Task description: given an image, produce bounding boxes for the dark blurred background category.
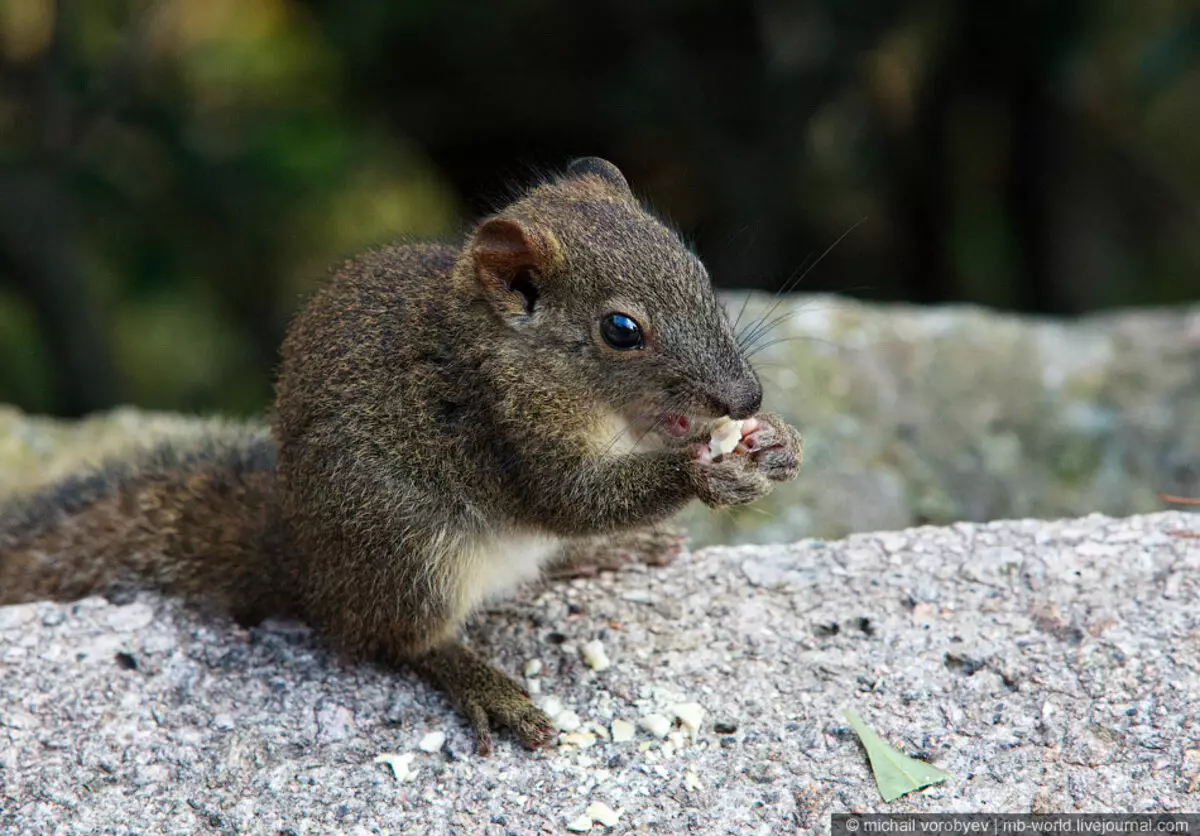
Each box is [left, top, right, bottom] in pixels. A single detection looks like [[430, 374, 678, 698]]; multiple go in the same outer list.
[[1, 0, 1198, 417]]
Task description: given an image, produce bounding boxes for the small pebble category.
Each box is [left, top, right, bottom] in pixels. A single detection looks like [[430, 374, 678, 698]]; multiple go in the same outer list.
[[639, 713, 671, 739], [586, 801, 621, 828], [418, 731, 445, 753], [555, 710, 583, 732], [610, 719, 636, 743], [566, 814, 593, 832], [580, 640, 611, 671], [523, 659, 543, 677], [539, 696, 564, 718]]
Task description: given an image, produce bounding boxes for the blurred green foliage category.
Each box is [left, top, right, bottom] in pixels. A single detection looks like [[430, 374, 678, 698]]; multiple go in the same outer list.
[[0, 0, 1197, 416]]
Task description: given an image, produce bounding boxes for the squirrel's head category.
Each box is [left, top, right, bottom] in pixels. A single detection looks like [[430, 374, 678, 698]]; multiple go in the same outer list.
[[465, 157, 760, 443]]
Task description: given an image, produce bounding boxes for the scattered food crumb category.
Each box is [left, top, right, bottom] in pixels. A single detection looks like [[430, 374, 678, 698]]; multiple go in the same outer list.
[[639, 713, 671, 739], [684, 770, 703, 792], [528, 679, 541, 695], [418, 731, 445, 753], [580, 640, 611, 671], [555, 710, 582, 732], [539, 696, 564, 718], [523, 659, 543, 677], [560, 731, 597, 748], [586, 801, 622, 828], [670, 702, 706, 737], [374, 752, 417, 782], [610, 719, 635, 742], [566, 814, 593, 832]]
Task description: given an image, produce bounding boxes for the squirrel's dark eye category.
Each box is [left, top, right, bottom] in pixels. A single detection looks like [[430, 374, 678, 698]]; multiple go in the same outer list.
[[600, 312, 644, 350]]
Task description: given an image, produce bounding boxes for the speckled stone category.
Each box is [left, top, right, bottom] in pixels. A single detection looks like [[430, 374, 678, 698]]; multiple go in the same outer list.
[[2, 512, 1196, 832]]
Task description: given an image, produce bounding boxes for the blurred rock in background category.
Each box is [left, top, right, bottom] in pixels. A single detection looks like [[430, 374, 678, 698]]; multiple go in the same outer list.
[[4, 297, 1197, 545]]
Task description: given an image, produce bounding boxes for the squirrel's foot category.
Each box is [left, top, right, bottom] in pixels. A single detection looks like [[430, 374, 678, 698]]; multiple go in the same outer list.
[[737, 413, 803, 482], [409, 642, 554, 756], [546, 524, 688, 579]]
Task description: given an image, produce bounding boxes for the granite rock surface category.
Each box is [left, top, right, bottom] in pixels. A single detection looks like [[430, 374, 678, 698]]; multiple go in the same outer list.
[[2, 512, 1197, 833]]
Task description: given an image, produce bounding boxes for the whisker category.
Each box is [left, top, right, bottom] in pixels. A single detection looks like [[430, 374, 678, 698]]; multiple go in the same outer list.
[[736, 219, 866, 353]]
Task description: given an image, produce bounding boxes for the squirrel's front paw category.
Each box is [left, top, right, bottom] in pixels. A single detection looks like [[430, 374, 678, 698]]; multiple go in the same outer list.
[[738, 413, 803, 482], [689, 444, 772, 508]]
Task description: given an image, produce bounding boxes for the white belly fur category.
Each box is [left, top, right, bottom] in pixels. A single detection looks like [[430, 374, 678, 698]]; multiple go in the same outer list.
[[456, 531, 560, 615]]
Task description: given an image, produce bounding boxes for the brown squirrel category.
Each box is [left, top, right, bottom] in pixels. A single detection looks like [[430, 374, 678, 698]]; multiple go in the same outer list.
[[0, 158, 802, 754]]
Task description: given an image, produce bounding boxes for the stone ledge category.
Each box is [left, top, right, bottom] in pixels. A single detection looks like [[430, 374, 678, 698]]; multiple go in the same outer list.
[[2, 512, 1196, 833]]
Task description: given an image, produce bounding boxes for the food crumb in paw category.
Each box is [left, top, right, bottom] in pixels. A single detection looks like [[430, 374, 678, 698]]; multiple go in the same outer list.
[[566, 813, 593, 832], [610, 718, 636, 742], [417, 731, 445, 753], [638, 713, 671, 739], [586, 801, 622, 828], [708, 416, 744, 458], [374, 752, 418, 782], [580, 640, 611, 671]]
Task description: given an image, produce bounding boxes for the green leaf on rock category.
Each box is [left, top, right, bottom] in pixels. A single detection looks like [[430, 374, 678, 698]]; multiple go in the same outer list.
[[843, 708, 951, 802]]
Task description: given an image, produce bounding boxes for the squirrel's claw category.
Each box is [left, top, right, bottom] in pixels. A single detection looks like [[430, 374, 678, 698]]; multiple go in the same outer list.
[[410, 642, 554, 756], [740, 413, 803, 482]]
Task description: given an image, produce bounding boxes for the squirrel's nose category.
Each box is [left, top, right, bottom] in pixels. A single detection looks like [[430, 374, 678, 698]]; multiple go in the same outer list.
[[722, 378, 763, 420]]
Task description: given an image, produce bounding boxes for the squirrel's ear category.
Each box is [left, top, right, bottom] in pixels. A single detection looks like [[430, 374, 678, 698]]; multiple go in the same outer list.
[[470, 218, 560, 318], [565, 157, 632, 197]]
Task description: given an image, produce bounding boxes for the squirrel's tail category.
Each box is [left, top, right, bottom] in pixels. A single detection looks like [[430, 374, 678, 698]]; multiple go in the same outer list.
[[0, 424, 289, 621]]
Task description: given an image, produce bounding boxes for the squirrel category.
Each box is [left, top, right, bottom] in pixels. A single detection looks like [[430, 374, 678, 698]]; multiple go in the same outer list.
[[0, 158, 803, 754]]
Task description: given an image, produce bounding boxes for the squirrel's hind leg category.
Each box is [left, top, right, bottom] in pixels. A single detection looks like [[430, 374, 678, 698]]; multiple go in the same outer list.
[[545, 522, 688, 580], [407, 641, 554, 755]]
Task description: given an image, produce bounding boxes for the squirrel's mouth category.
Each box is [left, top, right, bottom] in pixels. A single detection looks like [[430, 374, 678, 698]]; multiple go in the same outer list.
[[662, 413, 692, 438]]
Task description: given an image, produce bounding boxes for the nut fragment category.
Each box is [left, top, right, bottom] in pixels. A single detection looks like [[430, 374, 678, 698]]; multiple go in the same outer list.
[[560, 731, 598, 749], [639, 713, 671, 739], [555, 710, 582, 732], [670, 702, 706, 737], [708, 416, 743, 458], [581, 640, 611, 671], [374, 752, 417, 782], [610, 718, 636, 742], [418, 731, 445, 753], [586, 801, 622, 828]]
